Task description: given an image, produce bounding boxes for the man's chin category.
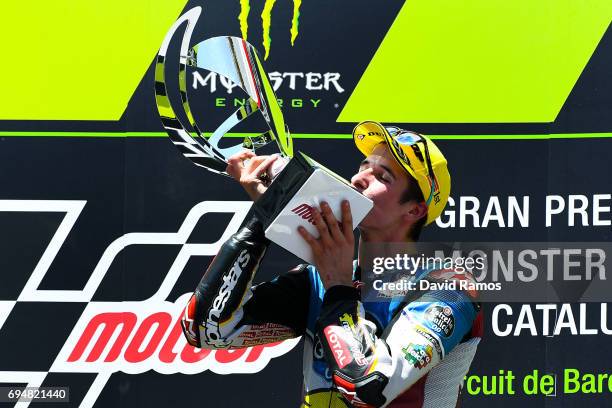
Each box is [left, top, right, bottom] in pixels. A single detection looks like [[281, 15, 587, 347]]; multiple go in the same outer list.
[[356, 213, 367, 226], [358, 205, 390, 230], [357, 217, 374, 230]]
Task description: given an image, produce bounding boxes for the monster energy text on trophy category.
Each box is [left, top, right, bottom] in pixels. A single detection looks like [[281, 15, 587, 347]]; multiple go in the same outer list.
[[155, 7, 372, 263]]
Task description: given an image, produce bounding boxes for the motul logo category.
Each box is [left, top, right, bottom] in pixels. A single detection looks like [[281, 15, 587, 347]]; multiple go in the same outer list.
[[53, 294, 299, 375], [292, 203, 315, 224]]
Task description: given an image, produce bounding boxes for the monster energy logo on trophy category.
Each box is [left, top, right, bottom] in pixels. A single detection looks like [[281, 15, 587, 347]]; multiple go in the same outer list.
[[155, 7, 372, 264]]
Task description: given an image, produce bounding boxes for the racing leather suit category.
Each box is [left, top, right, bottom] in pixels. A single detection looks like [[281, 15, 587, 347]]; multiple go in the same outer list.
[[181, 215, 483, 408]]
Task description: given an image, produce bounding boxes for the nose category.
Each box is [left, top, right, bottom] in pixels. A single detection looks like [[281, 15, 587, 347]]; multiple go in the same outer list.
[[351, 169, 370, 192]]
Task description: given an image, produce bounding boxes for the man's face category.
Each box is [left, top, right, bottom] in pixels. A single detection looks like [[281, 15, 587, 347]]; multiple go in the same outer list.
[[351, 144, 412, 231]]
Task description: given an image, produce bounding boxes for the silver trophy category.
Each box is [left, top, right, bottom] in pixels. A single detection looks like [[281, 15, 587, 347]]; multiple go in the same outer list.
[[155, 6, 291, 176], [155, 7, 372, 263]]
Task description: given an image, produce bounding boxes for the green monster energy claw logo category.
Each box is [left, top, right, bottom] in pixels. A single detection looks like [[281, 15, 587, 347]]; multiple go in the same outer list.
[[239, 0, 303, 59]]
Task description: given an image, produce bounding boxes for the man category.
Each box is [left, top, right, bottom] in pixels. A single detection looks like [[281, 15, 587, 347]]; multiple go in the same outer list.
[[180, 121, 482, 407]]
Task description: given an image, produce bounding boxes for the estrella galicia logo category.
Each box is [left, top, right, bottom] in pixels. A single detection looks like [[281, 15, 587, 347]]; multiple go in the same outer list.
[[425, 305, 455, 338]]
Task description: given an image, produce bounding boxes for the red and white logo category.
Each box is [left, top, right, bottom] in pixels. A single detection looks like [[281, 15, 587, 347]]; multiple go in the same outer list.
[[292, 203, 316, 224], [54, 295, 297, 376], [323, 326, 353, 369], [0, 200, 299, 408]]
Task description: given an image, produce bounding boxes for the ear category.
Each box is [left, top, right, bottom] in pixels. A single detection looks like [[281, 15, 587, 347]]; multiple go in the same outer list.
[[402, 201, 428, 223]]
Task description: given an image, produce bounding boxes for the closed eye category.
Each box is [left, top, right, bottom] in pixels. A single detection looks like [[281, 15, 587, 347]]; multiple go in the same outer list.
[[375, 172, 391, 183], [359, 160, 396, 183]]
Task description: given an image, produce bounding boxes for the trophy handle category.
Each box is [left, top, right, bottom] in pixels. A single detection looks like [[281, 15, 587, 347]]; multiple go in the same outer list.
[[191, 36, 294, 159], [155, 7, 294, 177], [155, 7, 229, 175]]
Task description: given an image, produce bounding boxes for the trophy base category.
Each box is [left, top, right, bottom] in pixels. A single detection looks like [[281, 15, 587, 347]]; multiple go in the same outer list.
[[252, 152, 373, 264]]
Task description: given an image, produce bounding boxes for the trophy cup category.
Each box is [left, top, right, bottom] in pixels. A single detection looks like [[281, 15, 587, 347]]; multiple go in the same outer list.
[[155, 7, 372, 263]]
